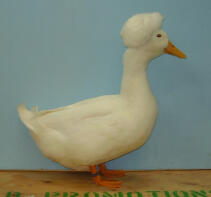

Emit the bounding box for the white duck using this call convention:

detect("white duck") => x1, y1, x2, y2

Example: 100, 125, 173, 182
18, 12, 186, 188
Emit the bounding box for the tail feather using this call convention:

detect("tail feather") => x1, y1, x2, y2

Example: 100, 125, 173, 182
18, 104, 35, 131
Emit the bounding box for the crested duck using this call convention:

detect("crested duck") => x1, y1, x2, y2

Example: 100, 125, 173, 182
18, 12, 186, 188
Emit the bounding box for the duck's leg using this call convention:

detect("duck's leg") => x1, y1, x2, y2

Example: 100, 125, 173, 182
99, 163, 125, 178
89, 165, 122, 188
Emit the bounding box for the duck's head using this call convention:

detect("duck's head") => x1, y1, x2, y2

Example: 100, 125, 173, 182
121, 12, 186, 60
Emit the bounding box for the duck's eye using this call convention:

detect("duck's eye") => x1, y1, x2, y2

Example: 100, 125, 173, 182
156, 34, 162, 38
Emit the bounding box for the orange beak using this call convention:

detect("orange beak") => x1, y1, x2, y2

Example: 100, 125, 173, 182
164, 40, 186, 58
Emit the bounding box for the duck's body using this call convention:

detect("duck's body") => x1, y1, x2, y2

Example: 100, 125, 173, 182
18, 49, 158, 170
18, 12, 186, 188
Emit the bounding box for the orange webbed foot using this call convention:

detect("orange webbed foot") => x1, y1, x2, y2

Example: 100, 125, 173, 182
89, 165, 122, 188
93, 175, 122, 188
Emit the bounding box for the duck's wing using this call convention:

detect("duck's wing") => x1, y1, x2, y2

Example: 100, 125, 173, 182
32, 95, 125, 134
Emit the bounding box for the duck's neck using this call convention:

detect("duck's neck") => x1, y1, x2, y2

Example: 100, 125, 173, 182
120, 48, 154, 103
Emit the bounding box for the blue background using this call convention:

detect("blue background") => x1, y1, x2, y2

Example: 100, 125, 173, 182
0, 0, 210, 170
